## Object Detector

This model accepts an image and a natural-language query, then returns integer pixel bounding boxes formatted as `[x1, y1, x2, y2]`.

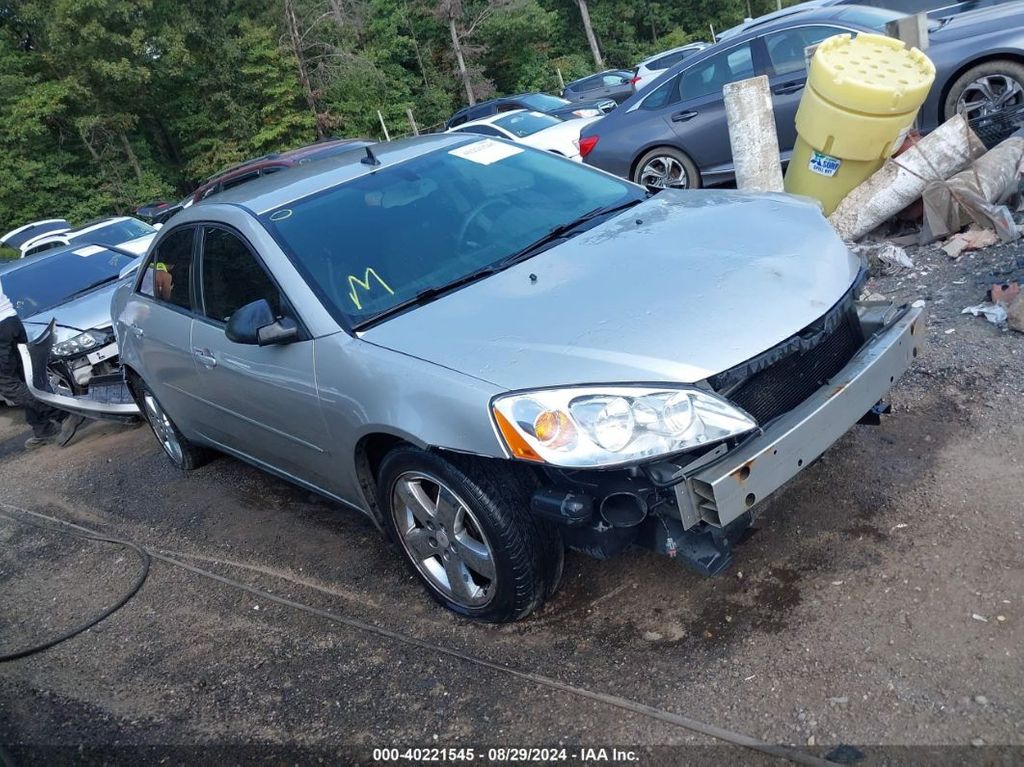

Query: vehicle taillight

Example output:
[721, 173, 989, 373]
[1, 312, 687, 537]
[578, 135, 599, 158]
[630, 76, 641, 85]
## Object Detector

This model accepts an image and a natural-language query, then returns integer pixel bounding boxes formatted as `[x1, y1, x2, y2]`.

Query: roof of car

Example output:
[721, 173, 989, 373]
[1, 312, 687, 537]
[637, 41, 710, 66]
[449, 109, 549, 130]
[197, 138, 372, 190]
[188, 134, 477, 216]
[565, 70, 630, 86]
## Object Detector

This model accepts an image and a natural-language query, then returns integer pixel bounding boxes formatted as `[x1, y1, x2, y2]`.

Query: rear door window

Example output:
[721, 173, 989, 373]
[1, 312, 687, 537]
[678, 42, 755, 101]
[139, 227, 195, 311]
[764, 25, 847, 76]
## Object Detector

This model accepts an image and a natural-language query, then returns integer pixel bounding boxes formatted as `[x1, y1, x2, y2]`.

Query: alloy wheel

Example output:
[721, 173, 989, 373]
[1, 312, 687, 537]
[638, 155, 689, 189]
[142, 392, 184, 466]
[957, 74, 1024, 121]
[391, 472, 497, 608]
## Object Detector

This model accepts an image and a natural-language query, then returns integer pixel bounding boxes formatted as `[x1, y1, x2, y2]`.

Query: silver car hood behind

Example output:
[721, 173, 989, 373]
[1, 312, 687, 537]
[21, 278, 129, 343]
[362, 190, 860, 390]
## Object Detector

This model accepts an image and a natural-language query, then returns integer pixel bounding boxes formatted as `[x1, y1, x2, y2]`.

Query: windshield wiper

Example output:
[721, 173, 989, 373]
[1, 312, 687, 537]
[353, 196, 645, 331]
[62, 276, 119, 302]
[497, 197, 644, 268]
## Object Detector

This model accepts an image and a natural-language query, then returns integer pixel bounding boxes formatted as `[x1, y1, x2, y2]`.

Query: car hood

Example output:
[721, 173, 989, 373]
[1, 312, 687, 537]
[929, 5, 1022, 42]
[362, 190, 861, 390]
[21, 279, 127, 343]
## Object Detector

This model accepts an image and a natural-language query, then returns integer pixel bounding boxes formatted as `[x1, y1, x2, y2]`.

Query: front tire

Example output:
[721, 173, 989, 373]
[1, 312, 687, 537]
[379, 447, 562, 622]
[943, 60, 1024, 122]
[134, 379, 212, 471]
[633, 146, 701, 190]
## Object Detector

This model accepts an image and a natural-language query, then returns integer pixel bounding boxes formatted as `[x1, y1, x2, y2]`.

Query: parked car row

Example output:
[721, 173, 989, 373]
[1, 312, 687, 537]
[1, 216, 158, 259]
[578, 3, 1024, 189]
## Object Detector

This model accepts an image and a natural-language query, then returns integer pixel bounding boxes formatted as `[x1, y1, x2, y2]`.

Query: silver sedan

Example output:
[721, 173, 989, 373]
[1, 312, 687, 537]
[113, 135, 923, 621]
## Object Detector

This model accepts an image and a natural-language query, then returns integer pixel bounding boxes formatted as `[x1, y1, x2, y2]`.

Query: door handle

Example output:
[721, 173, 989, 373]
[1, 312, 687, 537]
[772, 81, 805, 95]
[671, 110, 698, 122]
[127, 323, 143, 338]
[192, 347, 217, 368]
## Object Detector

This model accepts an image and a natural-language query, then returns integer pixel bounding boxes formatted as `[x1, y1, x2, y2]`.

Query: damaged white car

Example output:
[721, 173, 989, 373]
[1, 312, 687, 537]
[0, 243, 140, 420]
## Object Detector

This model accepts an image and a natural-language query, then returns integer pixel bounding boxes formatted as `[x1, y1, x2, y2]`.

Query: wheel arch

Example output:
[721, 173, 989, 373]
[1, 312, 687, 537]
[629, 143, 701, 187]
[938, 52, 1024, 124]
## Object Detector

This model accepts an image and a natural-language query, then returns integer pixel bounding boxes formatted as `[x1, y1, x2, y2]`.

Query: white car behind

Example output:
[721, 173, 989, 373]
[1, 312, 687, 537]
[447, 110, 599, 161]
[631, 42, 709, 92]
[1, 216, 159, 259]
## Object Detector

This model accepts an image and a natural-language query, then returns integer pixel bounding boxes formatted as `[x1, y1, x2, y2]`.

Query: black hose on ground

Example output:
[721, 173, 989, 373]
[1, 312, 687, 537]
[0, 509, 150, 663]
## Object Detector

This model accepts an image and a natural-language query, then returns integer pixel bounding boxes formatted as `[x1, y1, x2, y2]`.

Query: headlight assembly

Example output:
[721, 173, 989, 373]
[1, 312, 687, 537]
[52, 328, 115, 358]
[492, 386, 757, 468]
[572, 108, 601, 118]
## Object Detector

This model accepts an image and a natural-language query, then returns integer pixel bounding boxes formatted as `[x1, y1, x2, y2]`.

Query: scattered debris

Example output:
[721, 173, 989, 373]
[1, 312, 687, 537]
[829, 114, 985, 241]
[852, 242, 915, 275]
[642, 630, 663, 641]
[942, 227, 1000, 259]
[971, 738, 986, 748]
[962, 303, 1008, 326]
[974, 695, 989, 705]
[972, 613, 989, 623]
[990, 282, 1021, 304]
[921, 136, 1024, 242]
[828, 696, 850, 707]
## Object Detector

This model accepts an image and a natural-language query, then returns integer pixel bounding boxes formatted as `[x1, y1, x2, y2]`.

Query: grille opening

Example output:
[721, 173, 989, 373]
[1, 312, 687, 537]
[715, 307, 864, 426]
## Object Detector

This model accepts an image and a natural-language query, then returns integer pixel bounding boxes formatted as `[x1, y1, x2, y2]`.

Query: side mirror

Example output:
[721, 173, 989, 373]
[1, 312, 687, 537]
[225, 298, 297, 346]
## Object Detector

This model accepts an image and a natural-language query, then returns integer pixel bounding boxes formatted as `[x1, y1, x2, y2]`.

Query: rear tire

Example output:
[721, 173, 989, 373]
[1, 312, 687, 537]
[633, 146, 701, 190]
[133, 378, 213, 471]
[379, 447, 562, 622]
[943, 60, 1024, 122]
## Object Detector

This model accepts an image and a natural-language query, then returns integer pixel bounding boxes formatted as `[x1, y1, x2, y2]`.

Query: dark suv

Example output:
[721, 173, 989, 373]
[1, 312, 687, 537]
[445, 92, 615, 129]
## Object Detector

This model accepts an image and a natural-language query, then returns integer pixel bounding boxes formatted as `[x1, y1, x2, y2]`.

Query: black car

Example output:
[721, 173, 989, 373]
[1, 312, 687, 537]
[445, 92, 616, 129]
[562, 70, 635, 104]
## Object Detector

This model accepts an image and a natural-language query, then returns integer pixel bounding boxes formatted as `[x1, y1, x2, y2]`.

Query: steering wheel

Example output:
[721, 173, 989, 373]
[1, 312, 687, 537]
[456, 199, 507, 250]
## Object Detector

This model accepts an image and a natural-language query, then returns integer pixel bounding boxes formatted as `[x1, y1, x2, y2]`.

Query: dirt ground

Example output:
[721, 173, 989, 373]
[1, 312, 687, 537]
[1, 233, 1022, 765]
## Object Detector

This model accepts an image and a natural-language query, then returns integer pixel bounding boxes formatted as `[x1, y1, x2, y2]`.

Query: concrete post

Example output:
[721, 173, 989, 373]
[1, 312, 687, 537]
[723, 75, 785, 193]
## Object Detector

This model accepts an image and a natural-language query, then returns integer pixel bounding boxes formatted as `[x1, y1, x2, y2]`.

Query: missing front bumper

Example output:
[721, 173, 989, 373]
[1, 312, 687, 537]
[17, 341, 139, 422]
[675, 303, 925, 529]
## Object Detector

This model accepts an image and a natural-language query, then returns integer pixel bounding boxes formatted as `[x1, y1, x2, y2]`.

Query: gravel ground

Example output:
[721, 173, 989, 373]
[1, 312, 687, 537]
[0, 233, 1022, 765]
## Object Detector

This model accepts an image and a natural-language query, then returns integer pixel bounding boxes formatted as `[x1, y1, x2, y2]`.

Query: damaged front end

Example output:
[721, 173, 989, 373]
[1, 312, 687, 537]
[18, 319, 139, 422]
[526, 289, 925, 577]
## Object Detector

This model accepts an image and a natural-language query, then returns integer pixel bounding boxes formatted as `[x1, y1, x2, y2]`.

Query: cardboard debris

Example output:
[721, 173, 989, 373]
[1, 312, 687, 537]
[921, 136, 1024, 243]
[942, 227, 999, 259]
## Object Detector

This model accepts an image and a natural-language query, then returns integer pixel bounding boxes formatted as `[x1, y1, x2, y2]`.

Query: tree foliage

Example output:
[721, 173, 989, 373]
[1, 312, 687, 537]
[0, 0, 797, 228]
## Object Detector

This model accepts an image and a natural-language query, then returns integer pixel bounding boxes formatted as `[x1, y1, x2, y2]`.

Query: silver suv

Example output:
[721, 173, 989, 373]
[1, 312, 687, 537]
[113, 135, 923, 622]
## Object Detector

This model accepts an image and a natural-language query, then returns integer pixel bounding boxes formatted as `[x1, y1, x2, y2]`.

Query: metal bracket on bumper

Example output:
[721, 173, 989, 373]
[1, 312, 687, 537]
[677, 304, 925, 528]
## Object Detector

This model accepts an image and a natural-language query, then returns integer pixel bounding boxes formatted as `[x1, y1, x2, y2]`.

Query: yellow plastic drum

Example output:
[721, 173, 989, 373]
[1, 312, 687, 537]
[783, 32, 935, 215]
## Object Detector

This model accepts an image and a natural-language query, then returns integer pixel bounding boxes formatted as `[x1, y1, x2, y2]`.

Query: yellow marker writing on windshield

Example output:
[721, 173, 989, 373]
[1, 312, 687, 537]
[348, 268, 394, 310]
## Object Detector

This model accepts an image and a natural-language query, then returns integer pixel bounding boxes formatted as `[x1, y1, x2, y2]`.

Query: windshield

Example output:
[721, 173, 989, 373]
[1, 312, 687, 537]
[1, 245, 137, 318]
[518, 93, 571, 111]
[262, 140, 640, 326]
[494, 111, 562, 137]
[72, 218, 155, 246]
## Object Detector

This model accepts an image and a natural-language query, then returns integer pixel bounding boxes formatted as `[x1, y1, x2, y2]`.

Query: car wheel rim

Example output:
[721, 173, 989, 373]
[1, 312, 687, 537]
[957, 74, 1024, 120]
[391, 472, 497, 608]
[638, 155, 688, 189]
[142, 392, 184, 466]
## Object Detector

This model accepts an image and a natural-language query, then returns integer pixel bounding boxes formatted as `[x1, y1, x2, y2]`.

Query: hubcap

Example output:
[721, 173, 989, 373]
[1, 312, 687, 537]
[957, 74, 1024, 121]
[142, 392, 184, 466]
[638, 155, 689, 189]
[391, 472, 497, 608]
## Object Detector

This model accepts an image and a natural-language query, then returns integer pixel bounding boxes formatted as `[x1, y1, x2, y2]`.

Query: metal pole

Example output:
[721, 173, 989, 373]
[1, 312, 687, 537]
[556, 67, 566, 91]
[377, 110, 391, 141]
[406, 108, 419, 136]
